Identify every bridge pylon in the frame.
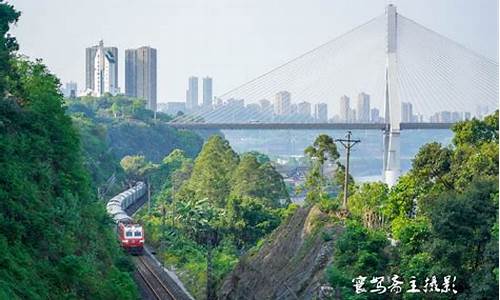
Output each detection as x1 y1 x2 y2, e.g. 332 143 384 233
383 4 401 187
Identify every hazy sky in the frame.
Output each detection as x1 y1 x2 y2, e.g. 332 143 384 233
9 0 499 103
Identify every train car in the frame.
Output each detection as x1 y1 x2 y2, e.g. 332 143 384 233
106 182 147 255
118 222 145 254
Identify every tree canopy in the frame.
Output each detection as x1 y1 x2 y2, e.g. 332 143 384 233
0 3 138 298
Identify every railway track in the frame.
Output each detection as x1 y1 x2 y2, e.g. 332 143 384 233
134 255 177 300
126 194 192 300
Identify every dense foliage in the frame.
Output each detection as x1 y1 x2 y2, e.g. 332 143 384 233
324 112 499 299
66 94 204 164
0 3 137 298
139 136 291 299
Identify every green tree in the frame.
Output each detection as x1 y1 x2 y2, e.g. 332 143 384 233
452 112 498 146
326 221 390 299
411 142 453 189
179 135 239 207
304 134 339 176
349 182 389 229
244 150 271 164
231 154 289 208
304 134 340 204
111 102 120 117
385 173 423 220
120 155 158 181
225 195 281 248
0 1 19 94
0 4 138 296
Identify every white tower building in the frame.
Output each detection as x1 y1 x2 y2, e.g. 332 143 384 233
93 40 118 96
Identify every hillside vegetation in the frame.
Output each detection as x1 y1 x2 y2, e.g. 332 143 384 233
136 136 295 299
218 112 499 300
65 94 204 196
0 3 138 299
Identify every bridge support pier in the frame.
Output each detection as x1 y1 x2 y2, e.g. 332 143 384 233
383 130 400 187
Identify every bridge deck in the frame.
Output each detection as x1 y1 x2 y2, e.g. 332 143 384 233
167 122 455 130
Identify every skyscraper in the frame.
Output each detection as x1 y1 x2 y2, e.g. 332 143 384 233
85 46 97 91
273 91 291 115
357 92 370 122
314 103 328 122
370 108 380 123
297 101 311 117
186 76 198 110
401 102 413 122
339 95 350 122
64 81 78 98
125 46 157 111
202 77 213 107
86 40 118 95
259 99 271 112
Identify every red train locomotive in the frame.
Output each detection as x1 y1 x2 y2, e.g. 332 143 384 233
106 182 147 255
118 222 144 254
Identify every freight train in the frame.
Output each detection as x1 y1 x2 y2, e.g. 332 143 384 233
106 182 147 254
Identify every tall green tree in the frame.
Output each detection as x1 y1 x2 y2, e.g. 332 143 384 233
231 154 289 208
0 1 19 94
304 134 339 176
349 182 389 229
304 134 340 204
179 135 239 207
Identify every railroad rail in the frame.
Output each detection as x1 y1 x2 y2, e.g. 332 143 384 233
134 255 177 300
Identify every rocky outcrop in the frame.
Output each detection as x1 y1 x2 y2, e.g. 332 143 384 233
218 206 342 300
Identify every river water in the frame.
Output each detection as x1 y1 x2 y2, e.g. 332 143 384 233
222 129 453 182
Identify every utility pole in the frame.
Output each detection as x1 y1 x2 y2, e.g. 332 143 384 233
335 131 360 211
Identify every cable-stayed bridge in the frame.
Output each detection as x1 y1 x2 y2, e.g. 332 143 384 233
169 5 498 185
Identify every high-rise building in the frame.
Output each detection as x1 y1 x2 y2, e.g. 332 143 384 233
401 102 413 123
186 76 199 110
202 77 213 107
451 111 462 122
356 92 370 122
163 102 186 116
349 109 357 123
86 40 118 95
85 46 97 91
430 111 454 123
259 99 271 112
370 108 380 123
339 95 350 122
125 46 157 111
247 103 261 112
226 98 245 107
297 101 311 117
273 91 291 115
440 111 452 123
64 81 78 98
314 103 328 122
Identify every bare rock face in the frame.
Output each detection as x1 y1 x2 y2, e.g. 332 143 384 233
218 206 342 300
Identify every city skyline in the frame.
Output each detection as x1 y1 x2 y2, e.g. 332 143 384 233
172 88 477 123
11 0 498 103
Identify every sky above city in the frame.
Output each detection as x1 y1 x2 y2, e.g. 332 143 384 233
9 0 499 103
